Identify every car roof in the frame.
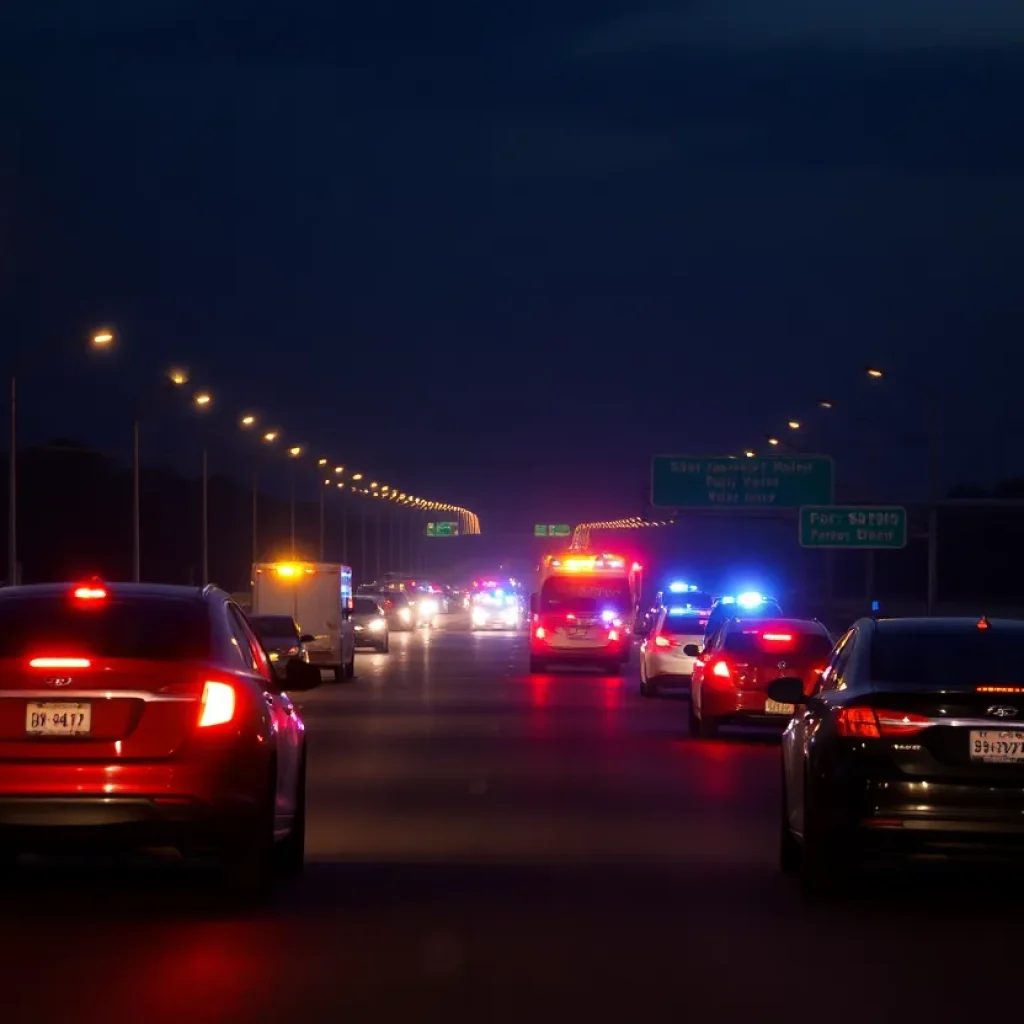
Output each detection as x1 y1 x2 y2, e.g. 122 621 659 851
0 582 211 603
725 617 827 634
868 616 1024 636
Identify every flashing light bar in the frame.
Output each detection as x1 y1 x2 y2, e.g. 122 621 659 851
271 562 316 577
548 554 631 572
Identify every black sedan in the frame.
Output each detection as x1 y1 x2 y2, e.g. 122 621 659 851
773 615 1024 895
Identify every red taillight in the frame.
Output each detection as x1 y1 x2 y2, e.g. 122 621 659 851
712 660 731 680
29 657 91 668
608 630 619 641
698 618 707 626
761 633 792 642
73 586 106 600
534 627 546 640
566 613 576 622
836 707 930 739
198 680 236 728
654 635 671 648
978 686 1024 693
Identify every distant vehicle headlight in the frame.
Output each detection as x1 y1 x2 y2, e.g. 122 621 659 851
421 599 439 617
472 606 488 625
370 618 385 631
399 607 411 621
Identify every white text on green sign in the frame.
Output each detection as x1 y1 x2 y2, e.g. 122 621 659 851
651 455 833 509
799 506 907 549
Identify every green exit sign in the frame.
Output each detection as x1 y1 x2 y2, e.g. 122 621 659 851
799 506 907 549
534 524 572 537
426 521 459 537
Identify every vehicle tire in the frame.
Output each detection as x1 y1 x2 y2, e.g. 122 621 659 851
528 656 545 673
698 712 719 738
221 770 276 901
687 698 700 735
275 748 307 879
800 784 853 899
779 763 801 875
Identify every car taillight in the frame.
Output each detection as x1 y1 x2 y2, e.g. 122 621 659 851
836 707 930 739
534 627 546 640
198 680 236 728
654 635 672 648
608 630 619 641
29 657 91 668
711 660 731 680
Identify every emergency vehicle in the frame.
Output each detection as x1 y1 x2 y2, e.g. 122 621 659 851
469 577 523 630
252 561 356 679
528 553 642 674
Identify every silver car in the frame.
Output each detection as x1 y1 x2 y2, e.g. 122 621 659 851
638 607 708 697
351 596 390 652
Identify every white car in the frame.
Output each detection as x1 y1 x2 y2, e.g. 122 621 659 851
638 607 707 697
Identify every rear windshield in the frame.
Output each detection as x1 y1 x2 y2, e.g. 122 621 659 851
663 612 708 636
664 591 713 609
724 629 833 660
541 576 632 612
0 596 211 660
871 629 1024 687
248 614 297 638
354 598 382 615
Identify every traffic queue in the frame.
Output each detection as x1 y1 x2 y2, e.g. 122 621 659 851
525 554 1024 894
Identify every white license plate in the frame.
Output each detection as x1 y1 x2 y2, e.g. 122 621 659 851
765 699 795 715
970 730 1024 763
569 628 590 638
26 702 91 737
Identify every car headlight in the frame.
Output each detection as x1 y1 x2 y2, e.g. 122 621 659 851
472 607 488 624
399 607 411 621
421 599 438 616
269 652 279 661
503 608 518 623
370 618 385 631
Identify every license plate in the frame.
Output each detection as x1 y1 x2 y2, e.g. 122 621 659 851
765 699 795 715
569 627 590 638
970 730 1024 763
26 702 91 737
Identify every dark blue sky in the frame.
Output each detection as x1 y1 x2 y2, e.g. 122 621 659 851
5 0 1023 530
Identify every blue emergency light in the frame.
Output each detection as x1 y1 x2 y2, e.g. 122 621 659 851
736 591 765 608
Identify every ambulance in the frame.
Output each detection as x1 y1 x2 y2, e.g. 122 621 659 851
528 553 642 674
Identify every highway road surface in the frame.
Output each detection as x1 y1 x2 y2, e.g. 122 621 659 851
1 613 1015 1023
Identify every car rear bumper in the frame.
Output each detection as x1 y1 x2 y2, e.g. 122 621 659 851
0 795 264 853
645 652 697 679
702 687 792 723
825 777 1024 860
531 642 627 662
0 745 271 853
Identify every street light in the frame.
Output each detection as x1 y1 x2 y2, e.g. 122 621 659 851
240 414 256 427
767 437 780 446
787 420 801 430
194 391 212 407
818 399 834 409
286 445 303 556
866 367 884 379
169 368 188 386
744 450 756 458
91 329 114 348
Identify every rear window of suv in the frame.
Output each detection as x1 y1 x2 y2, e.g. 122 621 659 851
724 628 833 659
0 596 211 660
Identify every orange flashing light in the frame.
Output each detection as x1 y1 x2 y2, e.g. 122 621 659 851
977 686 1024 693
977 617 990 630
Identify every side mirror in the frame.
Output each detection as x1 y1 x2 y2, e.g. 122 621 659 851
766 677 806 706
683 644 701 657
529 593 538 614
283 658 323 691
299 633 315 644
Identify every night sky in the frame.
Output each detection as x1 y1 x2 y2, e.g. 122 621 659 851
5 0 1023 532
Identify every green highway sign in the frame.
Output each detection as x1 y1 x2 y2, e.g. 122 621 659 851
426 521 459 537
799 506 907 549
534 524 572 537
652 456 834 510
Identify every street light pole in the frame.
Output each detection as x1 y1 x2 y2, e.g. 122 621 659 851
201 445 209 586
290 471 296 559
319 486 325 561
8 374 16 586
251 466 259 568
132 416 141 582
